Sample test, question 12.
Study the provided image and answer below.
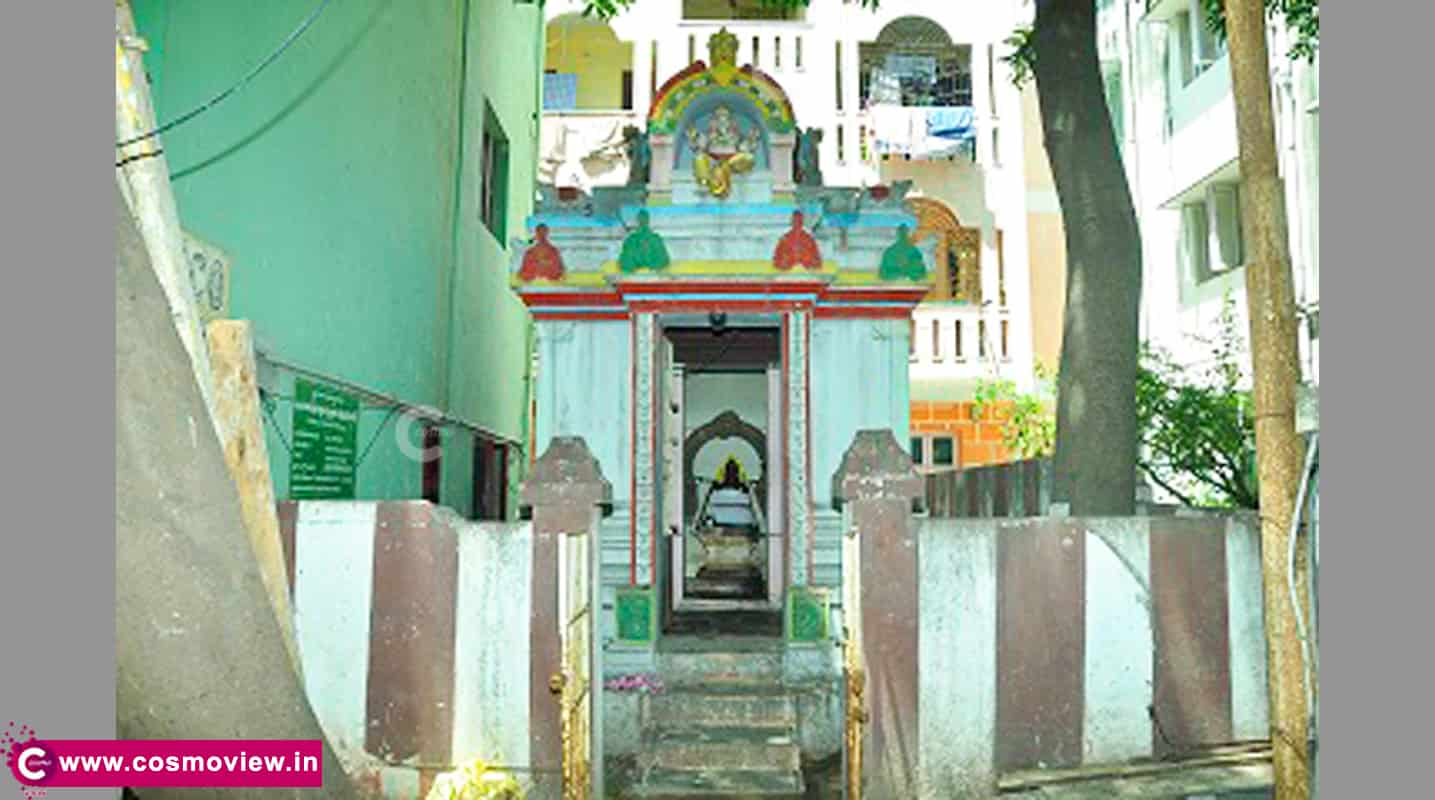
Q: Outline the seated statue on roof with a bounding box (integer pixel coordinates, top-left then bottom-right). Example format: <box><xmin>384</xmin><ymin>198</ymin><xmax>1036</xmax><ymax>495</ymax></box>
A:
<box><xmin>686</xmin><ymin>105</ymin><xmax>761</xmax><ymax>199</ymax></box>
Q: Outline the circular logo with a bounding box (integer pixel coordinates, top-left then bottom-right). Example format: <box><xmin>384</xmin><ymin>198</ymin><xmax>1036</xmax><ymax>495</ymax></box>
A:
<box><xmin>11</xmin><ymin>741</ymin><xmax>56</xmax><ymax>786</ymax></box>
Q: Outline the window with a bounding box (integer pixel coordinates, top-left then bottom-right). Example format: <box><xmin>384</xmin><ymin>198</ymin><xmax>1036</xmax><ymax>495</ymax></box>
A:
<box><xmin>682</xmin><ymin>0</ymin><xmax>806</xmax><ymax>21</ymax></box>
<box><xmin>621</xmin><ymin>70</ymin><xmax>634</xmax><ymax>111</ymax></box>
<box><xmin>835</xmin><ymin>42</ymin><xmax>844</xmax><ymax>111</ymax></box>
<box><xmin>935</xmin><ymin>226</ymin><xmax>983</xmax><ymax>304</ymax></box>
<box><xmin>774</xmin><ymin>36</ymin><xmax>782</xmax><ymax>69</ymax></box>
<box><xmin>421</xmin><ymin>426</ymin><xmax>442</xmax><ymax>504</ymax></box>
<box><xmin>1169</xmin><ymin>0</ymin><xmax>1226</xmax><ymax>89</ymax></box>
<box><xmin>1181</xmin><ymin>199</ymin><xmax>1211</xmax><ymax>280</ymax></box>
<box><xmin>932</xmin><ymin>436</ymin><xmax>955</xmax><ymax>467</ymax></box>
<box><xmin>996</xmin><ymin>229</ymin><xmax>1007</xmax><ymax>307</ymax></box>
<box><xmin>1169</xmin><ymin>11</ymin><xmax>1194</xmax><ymax>86</ymax></box>
<box><xmin>480</xmin><ymin>102</ymin><xmax>510</xmax><ymax>244</ymax></box>
<box><xmin>909</xmin><ymin>318</ymin><xmax>917</xmax><ymax>359</ymax></box>
<box><xmin>911</xmin><ymin>434</ymin><xmax>959</xmax><ymax>473</ymax></box>
<box><xmin>987</xmin><ymin>44</ymin><xmax>997</xmax><ymax>114</ymax></box>
<box><xmin>472</xmin><ymin>439</ymin><xmax>508</xmax><ymax>521</ymax></box>
<box><xmin>859</xmin><ymin>18</ymin><xmax>971</xmax><ymax>108</ymax></box>
<box><xmin>978</xmin><ymin>320</ymin><xmax>988</xmax><ymax>358</ymax></box>
<box><xmin>795</xmin><ymin>36</ymin><xmax>803</xmax><ymax>69</ymax></box>
<box><xmin>1182</xmin><ymin>182</ymin><xmax>1244</xmax><ymax>283</ymax></box>
<box><xmin>688</xmin><ymin>34</ymin><xmax>695</xmax><ymax>65</ymax></box>
<box><xmin>931</xmin><ymin>319</ymin><xmax>942</xmax><ymax>360</ymax></box>
<box><xmin>836</xmin><ymin>125</ymin><xmax>845</xmax><ymax>161</ymax></box>
<box><xmin>1001</xmin><ymin>319</ymin><xmax>1010</xmax><ymax>360</ymax></box>
<box><xmin>946</xmin><ymin>243</ymin><xmax>962</xmax><ymax>296</ymax></box>
<box><xmin>953</xmin><ymin>320</ymin><xmax>964</xmax><ymax>360</ymax></box>
<box><xmin>650</xmin><ymin>41</ymin><xmax>658</xmax><ymax>99</ymax></box>
<box><xmin>1192</xmin><ymin>1</ymin><xmax>1223</xmax><ymax>72</ymax></box>
<box><xmin>1211</xmin><ymin>183</ymin><xmax>1244</xmax><ymax>269</ymax></box>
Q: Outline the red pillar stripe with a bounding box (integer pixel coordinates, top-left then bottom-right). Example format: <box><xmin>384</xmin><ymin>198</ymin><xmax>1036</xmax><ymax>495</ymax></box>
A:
<box><xmin>804</xmin><ymin>312</ymin><xmax>814</xmax><ymax>584</ymax></box>
<box><xmin>995</xmin><ymin>519</ymin><xmax>1086</xmax><ymax>771</ymax></box>
<box><xmin>629</xmin><ymin>314</ymin><xmax>638</xmax><ymax>586</ymax></box>
<box><xmin>1150</xmin><ymin>517</ymin><xmax>1234</xmax><ymax>756</ymax></box>
<box><xmin>365</xmin><ymin>502</ymin><xmax>459</xmax><ymax>766</ymax></box>
<box><xmin>529</xmin><ymin>515</ymin><xmax>564</xmax><ymax>781</ymax></box>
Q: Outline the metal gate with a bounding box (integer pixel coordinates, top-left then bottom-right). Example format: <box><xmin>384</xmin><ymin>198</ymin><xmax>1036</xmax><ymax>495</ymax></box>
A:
<box><xmin>557</xmin><ymin>530</ymin><xmax>592</xmax><ymax>800</ymax></box>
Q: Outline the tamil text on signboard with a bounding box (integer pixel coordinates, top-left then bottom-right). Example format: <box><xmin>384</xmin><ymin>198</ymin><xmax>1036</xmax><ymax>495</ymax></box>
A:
<box><xmin>289</xmin><ymin>377</ymin><xmax>359</xmax><ymax>499</ymax></box>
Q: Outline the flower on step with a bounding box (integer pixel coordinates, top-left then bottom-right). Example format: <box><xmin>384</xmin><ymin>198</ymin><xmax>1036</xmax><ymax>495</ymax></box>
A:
<box><xmin>423</xmin><ymin>757</ymin><xmax>524</xmax><ymax>800</ymax></box>
<box><xmin>603</xmin><ymin>673</ymin><xmax>666</xmax><ymax>695</ymax></box>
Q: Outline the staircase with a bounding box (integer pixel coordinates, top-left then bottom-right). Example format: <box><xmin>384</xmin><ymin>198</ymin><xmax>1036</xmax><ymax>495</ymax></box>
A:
<box><xmin>630</xmin><ymin>637</ymin><xmax>805</xmax><ymax>798</ymax></box>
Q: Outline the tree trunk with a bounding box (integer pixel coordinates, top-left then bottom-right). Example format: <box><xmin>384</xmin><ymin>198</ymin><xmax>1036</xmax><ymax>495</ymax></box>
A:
<box><xmin>1224</xmin><ymin>1</ymin><xmax>1310</xmax><ymax>797</ymax></box>
<box><xmin>1031</xmin><ymin>0</ymin><xmax>1142</xmax><ymax>515</ymax></box>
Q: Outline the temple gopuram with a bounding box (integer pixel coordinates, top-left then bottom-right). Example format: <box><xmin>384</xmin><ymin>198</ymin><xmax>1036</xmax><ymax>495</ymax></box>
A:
<box><xmin>512</xmin><ymin>27</ymin><xmax>932</xmax><ymax>796</ymax></box>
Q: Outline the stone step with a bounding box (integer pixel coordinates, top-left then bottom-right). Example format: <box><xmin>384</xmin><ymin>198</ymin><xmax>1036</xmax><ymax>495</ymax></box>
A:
<box><xmin>631</xmin><ymin>767</ymin><xmax>805</xmax><ymax>799</ymax></box>
<box><xmin>642</xmin><ymin>729</ymin><xmax>801</xmax><ymax>774</ymax></box>
<box><xmin>657</xmin><ymin>649</ymin><xmax>784</xmax><ymax>689</ymax></box>
<box><xmin>645</xmin><ymin>690</ymin><xmax>797</xmax><ymax>732</ymax></box>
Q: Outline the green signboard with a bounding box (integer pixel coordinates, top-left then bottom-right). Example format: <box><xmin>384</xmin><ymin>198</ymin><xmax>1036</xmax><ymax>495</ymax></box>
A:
<box><xmin>787</xmin><ymin>587</ymin><xmax>829</xmax><ymax>642</ymax></box>
<box><xmin>289</xmin><ymin>377</ymin><xmax>360</xmax><ymax>500</ymax></box>
<box><xmin>615</xmin><ymin>587</ymin><xmax>656</xmax><ymax>645</ymax></box>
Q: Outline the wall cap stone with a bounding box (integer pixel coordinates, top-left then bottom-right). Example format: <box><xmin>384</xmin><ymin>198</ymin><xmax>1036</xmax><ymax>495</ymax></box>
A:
<box><xmin>832</xmin><ymin>429</ymin><xmax>923</xmax><ymax>508</ymax></box>
<box><xmin>519</xmin><ymin>436</ymin><xmax>613</xmax><ymax>518</ymax></box>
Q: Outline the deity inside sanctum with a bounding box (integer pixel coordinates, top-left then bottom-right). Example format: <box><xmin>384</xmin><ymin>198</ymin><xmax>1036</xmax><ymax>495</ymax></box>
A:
<box><xmin>687</xmin><ymin>105</ymin><xmax>760</xmax><ymax>199</ymax></box>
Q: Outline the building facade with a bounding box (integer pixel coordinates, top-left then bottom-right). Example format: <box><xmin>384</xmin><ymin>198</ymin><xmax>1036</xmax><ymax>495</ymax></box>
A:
<box><xmin>540</xmin><ymin>0</ymin><xmax>1070</xmax><ymax>474</ymax></box>
<box><xmin>131</xmin><ymin>0</ymin><xmax>545</xmax><ymax>518</ymax></box>
<box><xmin>1096</xmin><ymin>0</ymin><xmax>1320</xmax><ymax>384</ymax></box>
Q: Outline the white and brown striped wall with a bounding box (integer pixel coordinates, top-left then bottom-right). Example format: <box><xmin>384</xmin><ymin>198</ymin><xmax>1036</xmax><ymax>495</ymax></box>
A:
<box><xmin>277</xmin><ymin>501</ymin><xmax>539</xmax><ymax>799</ymax></box>
<box><xmin>916</xmin><ymin>514</ymin><xmax>1269</xmax><ymax>796</ymax></box>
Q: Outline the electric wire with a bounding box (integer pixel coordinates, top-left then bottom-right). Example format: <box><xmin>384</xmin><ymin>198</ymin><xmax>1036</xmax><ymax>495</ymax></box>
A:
<box><xmin>115</xmin><ymin>0</ymin><xmax>335</xmax><ymax>151</ymax></box>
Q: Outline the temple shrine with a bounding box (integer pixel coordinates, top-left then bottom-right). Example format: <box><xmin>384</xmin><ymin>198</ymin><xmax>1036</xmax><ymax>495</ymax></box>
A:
<box><xmin>512</xmin><ymin>27</ymin><xmax>932</xmax><ymax>794</ymax></box>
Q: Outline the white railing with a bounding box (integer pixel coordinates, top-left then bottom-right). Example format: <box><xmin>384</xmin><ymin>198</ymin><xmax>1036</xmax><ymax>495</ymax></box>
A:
<box><xmin>907</xmin><ymin>304</ymin><xmax>1015</xmax><ymax>383</ymax></box>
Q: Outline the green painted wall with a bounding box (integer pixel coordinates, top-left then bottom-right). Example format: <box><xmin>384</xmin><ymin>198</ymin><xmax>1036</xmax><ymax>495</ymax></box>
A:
<box><xmin>132</xmin><ymin>0</ymin><xmax>541</xmax><ymax>512</ymax></box>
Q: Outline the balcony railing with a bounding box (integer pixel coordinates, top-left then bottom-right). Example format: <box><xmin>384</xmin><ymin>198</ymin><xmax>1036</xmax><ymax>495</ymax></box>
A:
<box><xmin>908</xmin><ymin>305</ymin><xmax>1014</xmax><ymax>381</ymax></box>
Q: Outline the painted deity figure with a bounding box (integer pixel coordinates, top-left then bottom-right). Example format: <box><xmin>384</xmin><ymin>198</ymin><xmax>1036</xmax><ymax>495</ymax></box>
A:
<box><xmin>687</xmin><ymin>105</ymin><xmax>760</xmax><ymax>199</ymax></box>
<box><xmin>773</xmin><ymin>211</ymin><xmax>822</xmax><ymax>271</ymax></box>
<box><xmin>619</xmin><ymin>210</ymin><xmax>671</xmax><ymax>273</ymax></box>
<box><xmin>880</xmin><ymin>225</ymin><xmax>928</xmax><ymax>281</ymax></box>
<box><xmin>518</xmin><ymin>224</ymin><xmax>565</xmax><ymax>281</ymax></box>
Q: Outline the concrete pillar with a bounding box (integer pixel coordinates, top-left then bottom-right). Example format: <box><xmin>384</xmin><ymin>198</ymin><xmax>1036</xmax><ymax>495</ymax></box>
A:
<box><xmin>520</xmin><ymin>436</ymin><xmax>612</xmax><ymax>800</ymax></box>
<box><xmin>117</xmin><ymin>179</ymin><xmax>359</xmax><ymax>800</ymax></box>
<box><xmin>833</xmin><ymin>430</ymin><xmax>924</xmax><ymax>800</ymax></box>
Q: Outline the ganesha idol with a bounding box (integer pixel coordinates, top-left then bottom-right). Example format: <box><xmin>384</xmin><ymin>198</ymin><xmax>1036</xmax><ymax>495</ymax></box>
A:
<box><xmin>686</xmin><ymin>105</ymin><xmax>761</xmax><ymax>199</ymax></box>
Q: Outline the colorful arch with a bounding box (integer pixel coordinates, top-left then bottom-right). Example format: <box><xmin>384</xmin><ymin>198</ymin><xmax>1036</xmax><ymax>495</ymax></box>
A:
<box><xmin>647</xmin><ymin>28</ymin><xmax>795</xmax><ymax>135</ymax></box>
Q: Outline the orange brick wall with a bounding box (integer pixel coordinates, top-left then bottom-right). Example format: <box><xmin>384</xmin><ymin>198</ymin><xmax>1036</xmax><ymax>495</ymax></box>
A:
<box><xmin>910</xmin><ymin>400</ymin><xmax>1015</xmax><ymax>468</ymax></box>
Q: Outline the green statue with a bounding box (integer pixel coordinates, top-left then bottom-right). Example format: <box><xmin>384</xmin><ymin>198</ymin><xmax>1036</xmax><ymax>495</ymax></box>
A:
<box><xmin>620</xmin><ymin>210</ymin><xmax>671</xmax><ymax>273</ymax></box>
<box><xmin>880</xmin><ymin>225</ymin><xmax>927</xmax><ymax>280</ymax></box>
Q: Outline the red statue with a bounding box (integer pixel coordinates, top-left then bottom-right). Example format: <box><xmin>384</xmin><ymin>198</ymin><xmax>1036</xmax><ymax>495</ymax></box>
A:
<box><xmin>773</xmin><ymin>211</ymin><xmax>821</xmax><ymax>271</ymax></box>
<box><xmin>519</xmin><ymin>224</ymin><xmax>565</xmax><ymax>281</ymax></box>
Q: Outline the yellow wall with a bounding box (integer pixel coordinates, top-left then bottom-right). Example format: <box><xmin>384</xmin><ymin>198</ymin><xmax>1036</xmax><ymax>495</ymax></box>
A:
<box><xmin>1027</xmin><ymin>212</ymin><xmax>1067</xmax><ymax>371</ymax></box>
<box><xmin>545</xmin><ymin>17</ymin><xmax>633</xmax><ymax>110</ymax></box>
<box><xmin>1020</xmin><ymin>84</ymin><xmax>1067</xmax><ymax>371</ymax></box>
<box><xmin>1021</xmin><ymin>85</ymin><xmax>1057</xmax><ymax>193</ymax></box>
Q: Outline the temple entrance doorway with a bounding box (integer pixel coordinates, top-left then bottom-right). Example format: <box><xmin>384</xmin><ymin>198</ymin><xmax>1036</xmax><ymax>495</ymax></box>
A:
<box><xmin>659</xmin><ymin>317</ymin><xmax>785</xmax><ymax>636</ymax></box>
